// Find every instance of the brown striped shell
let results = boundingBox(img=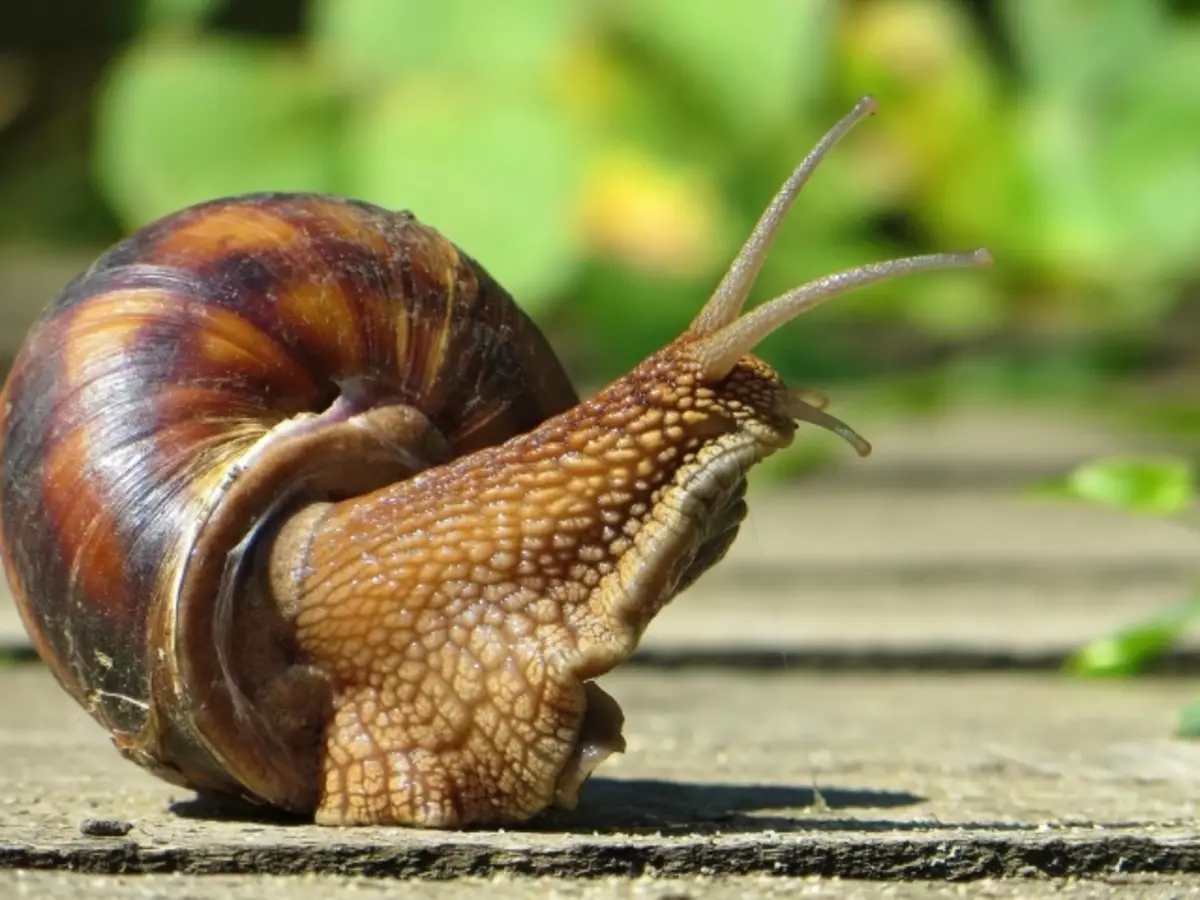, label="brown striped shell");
[0,193,578,809]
